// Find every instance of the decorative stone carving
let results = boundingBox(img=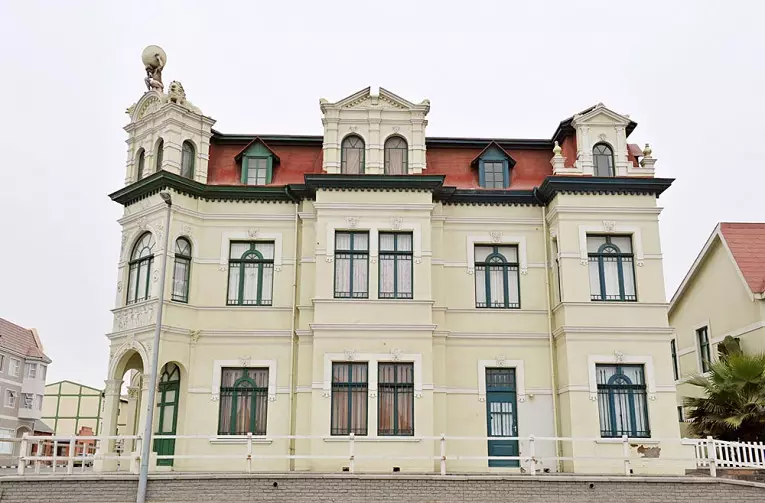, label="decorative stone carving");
[275,265,282,272]
[368,392,377,399]
[239,356,251,368]
[247,228,258,238]
[142,45,166,92]
[116,281,123,293]
[325,256,334,263]
[580,259,589,266]
[598,133,608,142]
[551,142,566,171]
[614,351,625,363]
[391,217,403,230]
[478,396,486,402]
[126,387,140,399]
[490,231,503,244]
[218,265,227,272]
[390,349,403,361]
[602,221,616,232]
[370,257,377,264]
[116,304,155,330]
[648,394,657,401]
[152,269,160,282]
[344,349,357,361]
[321,391,330,398]
[120,234,129,255]
[182,225,192,235]
[414,392,423,399]
[495,356,507,367]
[518,395,527,403]
[349,125,358,133]
[268,395,276,402]
[189,330,201,345]
[346,217,359,229]
[210,394,220,402]
[136,96,161,120]
[414,257,422,264]
[104,379,123,396]
[137,216,148,231]
[392,126,400,133]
